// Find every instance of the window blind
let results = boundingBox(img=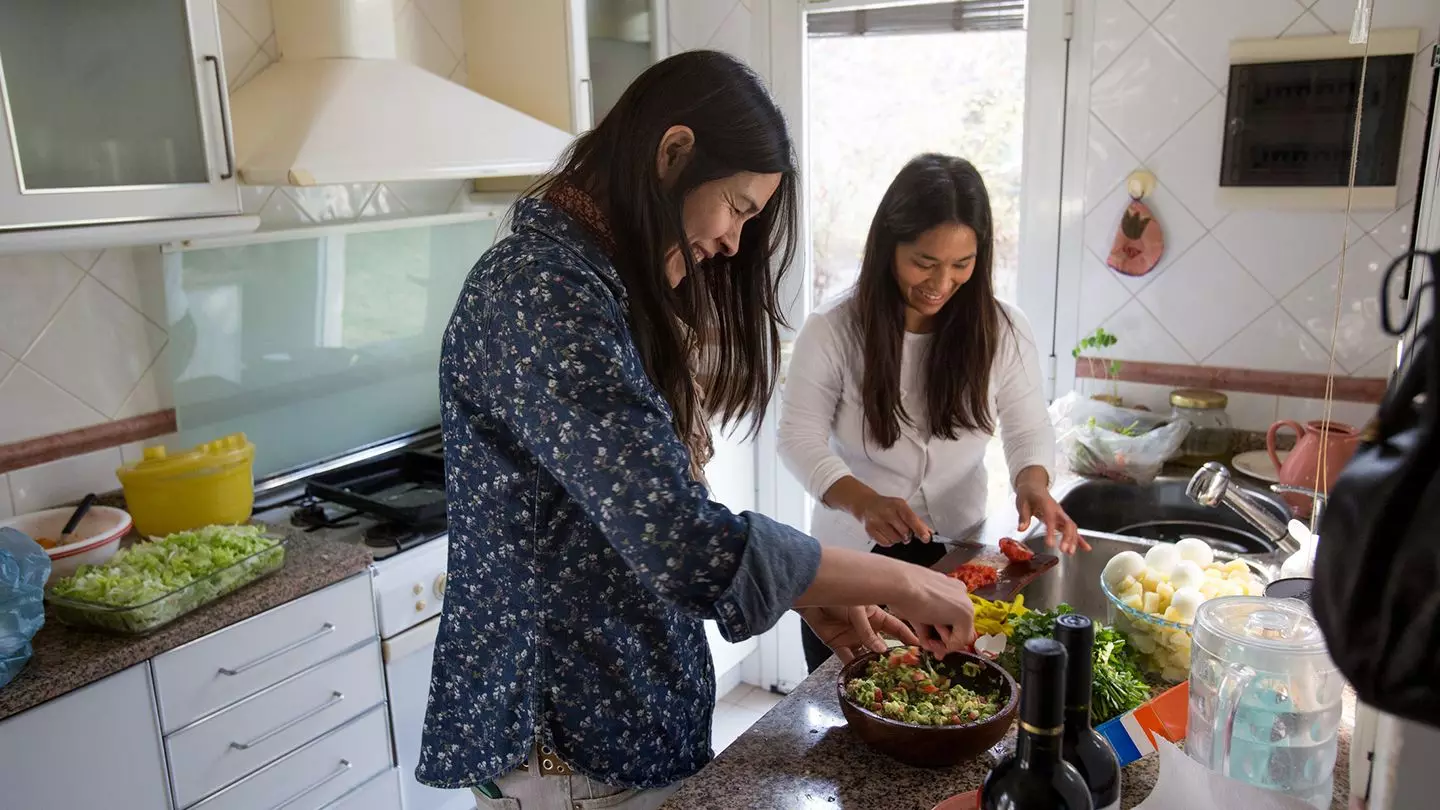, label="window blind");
[806,1,1026,38]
